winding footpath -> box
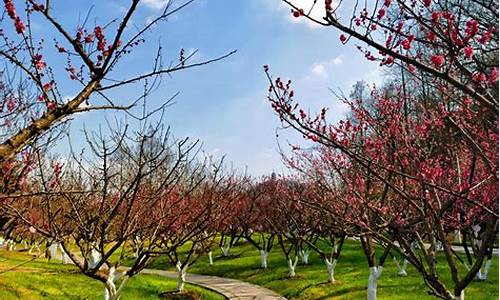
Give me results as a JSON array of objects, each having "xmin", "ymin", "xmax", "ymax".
[
  {"xmin": 142, "ymin": 269, "xmax": 286, "ymax": 300},
  {"xmin": 43, "ymin": 248, "xmax": 286, "ymax": 299}
]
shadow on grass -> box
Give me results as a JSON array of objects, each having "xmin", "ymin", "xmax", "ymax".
[
  {"xmin": 214, "ymin": 253, "xmax": 243, "ymax": 260},
  {"xmin": 318, "ymin": 285, "xmax": 367, "ymax": 299}
]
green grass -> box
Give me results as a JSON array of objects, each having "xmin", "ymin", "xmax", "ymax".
[
  {"xmin": 0, "ymin": 250, "xmax": 224, "ymax": 300},
  {"xmin": 147, "ymin": 239, "xmax": 499, "ymax": 300}
]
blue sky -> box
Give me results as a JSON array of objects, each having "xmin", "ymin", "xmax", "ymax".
[{"xmin": 32, "ymin": 0, "xmax": 383, "ymax": 175}]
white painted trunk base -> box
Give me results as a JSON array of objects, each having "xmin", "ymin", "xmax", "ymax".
[
  {"xmin": 455, "ymin": 231, "xmax": 462, "ymax": 243},
  {"xmin": 299, "ymin": 250, "xmax": 310, "ymax": 264},
  {"xmin": 7, "ymin": 240, "xmax": 16, "ymax": 251},
  {"xmin": 104, "ymin": 266, "xmax": 129, "ymax": 300},
  {"xmin": 325, "ymin": 258, "xmax": 337, "ymax": 283},
  {"xmin": 287, "ymin": 257, "xmax": 298, "ymax": 278},
  {"xmin": 454, "ymin": 290, "xmax": 464, "ymax": 300},
  {"xmin": 176, "ymin": 263, "xmax": 188, "ymax": 292},
  {"xmin": 48, "ymin": 243, "xmax": 58, "ymax": 258},
  {"xmin": 483, "ymin": 259, "xmax": 492, "ymax": 280},
  {"xmin": 58, "ymin": 244, "xmax": 71, "ymax": 264},
  {"xmin": 476, "ymin": 259, "xmax": 492, "ymax": 281},
  {"xmin": 29, "ymin": 243, "xmax": 41, "ymax": 255},
  {"xmin": 393, "ymin": 257, "xmax": 408, "ymax": 276},
  {"xmin": 259, "ymin": 250, "xmax": 268, "ymax": 269},
  {"xmin": 208, "ymin": 251, "xmax": 213, "ymax": 265},
  {"xmin": 367, "ymin": 266, "xmax": 383, "ymax": 300},
  {"xmin": 221, "ymin": 246, "xmax": 231, "ymax": 257},
  {"xmin": 89, "ymin": 248, "xmax": 102, "ymax": 269}
]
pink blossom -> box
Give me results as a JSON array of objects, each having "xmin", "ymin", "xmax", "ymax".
[
  {"xmin": 430, "ymin": 55, "xmax": 445, "ymax": 68},
  {"xmin": 463, "ymin": 46, "xmax": 474, "ymax": 59}
]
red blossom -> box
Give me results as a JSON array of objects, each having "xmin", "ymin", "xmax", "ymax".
[
  {"xmin": 401, "ymin": 38, "xmax": 412, "ymax": 50},
  {"xmin": 431, "ymin": 11, "xmax": 440, "ymax": 23},
  {"xmin": 465, "ymin": 19, "xmax": 479, "ymax": 37},
  {"xmin": 471, "ymin": 71, "xmax": 487, "ymax": 82},
  {"xmin": 94, "ymin": 26, "xmax": 107, "ymax": 51},
  {"xmin": 4, "ymin": 0, "xmax": 16, "ymax": 18},
  {"xmin": 292, "ymin": 9, "xmax": 304, "ymax": 18},
  {"xmin": 426, "ymin": 31, "xmax": 436, "ymax": 41},
  {"xmin": 42, "ymin": 82, "xmax": 53, "ymax": 91},
  {"xmin": 14, "ymin": 17, "xmax": 25, "ymax": 34},
  {"xmin": 4, "ymin": 0, "xmax": 26, "ymax": 34},
  {"xmin": 325, "ymin": 0, "xmax": 333, "ymax": 11},
  {"xmin": 430, "ymin": 55, "xmax": 445, "ymax": 68},
  {"xmin": 84, "ymin": 34, "xmax": 94, "ymax": 43},
  {"xmin": 46, "ymin": 101, "xmax": 56, "ymax": 110},
  {"xmin": 377, "ymin": 8, "xmax": 386, "ymax": 20},
  {"xmin": 463, "ymin": 46, "xmax": 474, "ymax": 59},
  {"xmin": 33, "ymin": 54, "xmax": 46, "ymax": 70},
  {"xmin": 6, "ymin": 97, "xmax": 16, "ymax": 112},
  {"xmin": 477, "ymin": 30, "xmax": 492, "ymax": 44}
]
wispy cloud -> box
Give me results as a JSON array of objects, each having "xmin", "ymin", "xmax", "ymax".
[
  {"xmin": 142, "ymin": 0, "xmax": 170, "ymax": 11},
  {"xmin": 310, "ymin": 55, "xmax": 343, "ymax": 79}
]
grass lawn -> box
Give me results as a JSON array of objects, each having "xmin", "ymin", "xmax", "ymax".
[
  {"xmin": 147, "ymin": 239, "xmax": 499, "ymax": 300},
  {"xmin": 0, "ymin": 250, "xmax": 224, "ymax": 300}
]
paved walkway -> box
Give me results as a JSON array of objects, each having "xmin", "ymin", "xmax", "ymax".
[
  {"xmin": 142, "ymin": 269, "xmax": 286, "ymax": 300},
  {"xmin": 45, "ymin": 249, "xmax": 285, "ymax": 299}
]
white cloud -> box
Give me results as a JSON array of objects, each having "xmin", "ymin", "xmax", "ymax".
[
  {"xmin": 309, "ymin": 55, "xmax": 343, "ymax": 79},
  {"xmin": 331, "ymin": 56, "xmax": 343, "ymax": 65},
  {"xmin": 311, "ymin": 63, "xmax": 328, "ymax": 78},
  {"xmin": 142, "ymin": 0, "xmax": 169, "ymax": 10}
]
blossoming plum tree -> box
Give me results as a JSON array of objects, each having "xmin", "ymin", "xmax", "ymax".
[
  {"xmin": 4, "ymin": 116, "xmax": 203, "ymax": 300},
  {"xmin": 266, "ymin": 2, "xmax": 497, "ymax": 299},
  {"xmin": 0, "ymin": 0, "xmax": 234, "ymax": 194}
]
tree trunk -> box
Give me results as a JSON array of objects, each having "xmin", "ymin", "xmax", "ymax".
[
  {"xmin": 104, "ymin": 282, "xmax": 116, "ymax": 300},
  {"xmin": 208, "ymin": 251, "xmax": 213, "ymax": 266},
  {"xmin": 455, "ymin": 231, "xmax": 462, "ymax": 243},
  {"xmin": 221, "ymin": 246, "xmax": 231, "ymax": 257},
  {"xmin": 367, "ymin": 266, "xmax": 383, "ymax": 300},
  {"xmin": 89, "ymin": 248, "xmax": 102, "ymax": 269},
  {"xmin": 287, "ymin": 256, "xmax": 298, "ymax": 278},
  {"xmin": 325, "ymin": 258, "xmax": 337, "ymax": 283},
  {"xmin": 58, "ymin": 244, "xmax": 71, "ymax": 264},
  {"xmin": 259, "ymin": 250, "xmax": 268, "ymax": 269},
  {"xmin": 176, "ymin": 263, "xmax": 188, "ymax": 292},
  {"xmin": 454, "ymin": 290, "xmax": 464, "ymax": 300},
  {"xmin": 476, "ymin": 259, "xmax": 492, "ymax": 281},
  {"xmin": 7, "ymin": 240, "xmax": 16, "ymax": 251},
  {"xmin": 393, "ymin": 257, "xmax": 408, "ymax": 276},
  {"xmin": 46, "ymin": 241, "xmax": 57, "ymax": 260},
  {"xmin": 482, "ymin": 259, "xmax": 492, "ymax": 280},
  {"xmin": 299, "ymin": 250, "xmax": 310, "ymax": 264},
  {"xmin": 104, "ymin": 267, "xmax": 129, "ymax": 300}
]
